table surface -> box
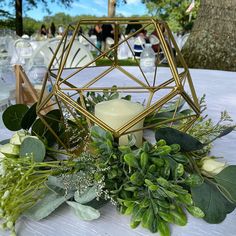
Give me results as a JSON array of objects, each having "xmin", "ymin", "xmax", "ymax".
[{"xmin": 1, "ymin": 67, "xmax": 236, "ymax": 236}]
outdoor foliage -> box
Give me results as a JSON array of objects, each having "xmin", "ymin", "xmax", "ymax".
[{"xmin": 145, "ymin": 0, "xmax": 200, "ymax": 33}]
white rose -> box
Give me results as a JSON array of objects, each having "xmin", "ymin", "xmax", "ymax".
[
  {"xmin": 201, "ymin": 157, "xmax": 226, "ymax": 176},
  {"xmin": 0, "ymin": 143, "xmax": 20, "ymax": 157},
  {"xmin": 10, "ymin": 130, "xmax": 30, "ymax": 146}
]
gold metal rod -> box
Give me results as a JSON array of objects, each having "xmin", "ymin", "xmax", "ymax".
[
  {"xmin": 37, "ymin": 114, "xmax": 68, "ymax": 150},
  {"xmin": 56, "ymin": 90, "xmax": 116, "ymax": 133},
  {"xmin": 56, "ymin": 23, "xmax": 81, "ymax": 85},
  {"xmin": 154, "ymin": 21, "xmax": 181, "ymax": 88},
  {"xmin": 59, "ymin": 86, "xmax": 172, "ymax": 91},
  {"xmin": 37, "ymin": 71, "xmax": 50, "ymax": 105},
  {"xmin": 146, "ymin": 91, "xmax": 154, "ymax": 108},
  {"xmin": 116, "ymin": 66, "xmax": 152, "ymax": 90},
  {"xmin": 78, "ymin": 91, "xmax": 92, "ymax": 127},
  {"xmin": 82, "ymin": 66, "xmax": 114, "ymax": 88},
  {"xmin": 181, "ymin": 91, "xmax": 200, "ymax": 115},
  {"xmin": 114, "ymin": 21, "xmax": 119, "ymax": 66},
  {"xmin": 37, "ymin": 91, "xmax": 54, "ymax": 112},
  {"xmin": 123, "ymin": 114, "xmax": 198, "ymax": 134}
]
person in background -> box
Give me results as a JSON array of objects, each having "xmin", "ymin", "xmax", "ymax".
[
  {"xmin": 78, "ymin": 27, "xmax": 83, "ymax": 35},
  {"xmin": 101, "ymin": 24, "xmax": 114, "ymax": 51},
  {"xmin": 149, "ymin": 24, "xmax": 175, "ymax": 58},
  {"xmin": 58, "ymin": 26, "xmax": 65, "ymax": 36},
  {"xmin": 94, "ymin": 24, "xmax": 102, "ymax": 55},
  {"xmin": 49, "ymin": 22, "xmax": 56, "ymax": 38},
  {"xmin": 133, "ymin": 29, "xmax": 149, "ymax": 58},
  {"xmin": 40, "ymin": 24, "xmax": 47, "ymax": 38},
  {"xmin": 125, "ymin": 21, "xmax": 142, "ymax": 36}
]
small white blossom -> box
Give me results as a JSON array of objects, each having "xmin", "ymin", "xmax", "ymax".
[
  {"xmin": 2, "ymin": 190, "xmax": 10, "ymax": 200},
  {"xmin": 201, "ymin": 157, "xmax": 226, "ymax": 176},
  {"xmin": 6, "ymin": 221, "xmax": 13, "ymax": 229}
]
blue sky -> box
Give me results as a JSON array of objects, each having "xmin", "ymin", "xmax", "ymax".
[{"xmin": 10, "ymin": 0, "xmax": 148, "ymax": 20}]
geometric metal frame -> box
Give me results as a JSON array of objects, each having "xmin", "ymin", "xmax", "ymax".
[{"xmin": 36, "ymin": 17, "xmax": 200, "ymax": 149}]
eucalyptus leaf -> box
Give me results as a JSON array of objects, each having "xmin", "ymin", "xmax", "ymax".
[
  {"xmin": 45, "ymin": 176, "xmax": 66, "ymax": 195},
  {"xmin": 215, "ymin": 166, "xmax": 236, "ymax": 203},
  {"xmin": 24, "ymin": 190, "xmax": 73, "ymax": 221},
  {"xmin": 21, "ymin": 102, "xmax": 37, "ymax": 130},
  {"xmin": 47, "ymin": 175, "xmax": 65, "ymax": 189},
  {"xmin": 128, "ymin": 134, "xmax": 136, "ymax": 147},
  {"xmin": 0, "ymin": 143, "xmax": 20, "ymax": 157},
  {"xmin": 91, "ymin": 126, "xmax": 110, "ymax": 140},
  {"xmin": 74, "ymin": 185, "xmax": 97, "ymax": 204},
  {"xmin": 66, "ymin": 201, "xmax": 100, "ymax": 221},
  {"xmin": 20, "ymin": 136, "xmax": 46, "ymax": 162},
  {"xmin": 191, "ymin": 180, "xmax": 235, "ymax": 223},
  {"xmin": 45, "ymin": 183, "xmax": 65, "ymax": 196},
  {"xmin": 155, "ymin": 127, "xmax": 204, "ymax": 152},
  {"xmin": 2, "ymin": 104, "xmax": 29, "ymax": 131},
  {"xmin": 160, "ymin": 98, "xmax": 185, "ymax": 113}
]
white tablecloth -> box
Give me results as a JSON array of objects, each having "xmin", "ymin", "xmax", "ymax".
[{"xmin": 1, "ymin": 67, "xmax": 236, "ymax": 236}]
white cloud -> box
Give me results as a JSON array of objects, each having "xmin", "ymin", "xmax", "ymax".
[
  {"xmin": 72, "ymin": 2, "xmax": 90, "ymax": 9},
  {"xmin": 93, "ymin": 0, "xmax": 107, "ymax": 7},
  {"xmin": 126, "ymin": 0, "xmax": 141, "ymax": 5},
  {"xmin": 72, "ymin": 2, "xmax": 104, "ymax": 15}
]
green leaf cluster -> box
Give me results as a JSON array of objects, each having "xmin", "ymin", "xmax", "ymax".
[
  {"xmin": 90, "ymin": 126, "xmax": 205, "ymax": 236},
  {"xmin": 153, "ymin": 127, "xmax": 236, "ymax": 224}
]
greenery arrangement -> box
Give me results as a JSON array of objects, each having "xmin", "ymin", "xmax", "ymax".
[{"xmin": 0, "ymin": 91, "xmax": 236, "ymax": 236}]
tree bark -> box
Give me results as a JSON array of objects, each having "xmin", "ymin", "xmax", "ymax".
[
  {"xmin": 108, "ymin": 0, "xmax": 116, "ymax": 17},
  {"xmin": 15, "ymin": 0, "xmax": 23, "ymax": 36},
  {"xmin": 182, "ymin": 0, "xmax": 236, "ymax": 71}
]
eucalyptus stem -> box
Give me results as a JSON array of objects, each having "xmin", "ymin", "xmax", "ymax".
[
  {"xmin": 46, "ymin": 147, "xmax": 75, "ymax": 158},
  {"xmin": 186, "ymin": 153, "xmax": 202, "ymax": 176}
]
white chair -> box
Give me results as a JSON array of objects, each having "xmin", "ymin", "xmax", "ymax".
[
  {"xmin": 105, "ymin": 37, "xmax": 114, "ymax": 51},
  {"xmin": 12, "ymin": 38, "xmax": 34, "ymax": 66},
  {"xmin": 0, "ymin": 35, "xmax": 13, "ymax": 67},
  {"xmin": 149, "ymin": 34, "xmax": 168, "ymax": 63},
  {"xmin": 126, "ymin": 36, "xmax": 135, "ymax": 59},
  {"xmin": 27, "ymin": 38, "xmax": 95, "ymax": 71},
  {"xmin": 118, "ymin": 35, "xmax": 128, "ymax": 60},
  {"xmin": 133, "ymin": 36, "xmax": 145, "ymax": 58},
  {"xmin": 88, "ymin": 35, "xmax": 97, "ymax": 51}
]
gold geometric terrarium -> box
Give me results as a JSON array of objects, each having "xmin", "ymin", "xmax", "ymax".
[{"xmin": 36, "ymin": 17, "xmax": 200, "ymax": 149}]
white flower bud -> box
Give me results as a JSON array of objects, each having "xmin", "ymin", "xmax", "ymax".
[
  {"xmin": 0, "ymin": 144, "xmax": 20, "ymax": 157},
  {"xmin": 2, "ymin": 190, "xmax": 10, "ymax": 200},
  {"xmin": 6, "ymin": 221, "xmax": 13, "ymax": 229},
  {"xmin": 10, "ymin": 130, "xmax": 29, "ymax": 146},
  {"xmin": 201, "ymin": 157, "xmax": 226, "ymax": 176}
]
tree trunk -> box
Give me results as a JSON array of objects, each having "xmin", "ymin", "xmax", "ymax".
[
  {"xmin": 108, "ymin": 0, "xmax": 116, "ymax": 17},
  {"xmin": 15, "ymin": 0, "xmax": 23, "ymax": 36},
  {"xmin": 182, "ymin": 0, "xmax": 236, "ymax": 71}
]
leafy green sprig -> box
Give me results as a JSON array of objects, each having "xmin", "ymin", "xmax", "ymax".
[
  {"xmin": 90, "ymin": 127, "xmax": 205, "ymax": 236},
  {"xmin": 0, "ymin": 155, "xmax": 74, "ymax": 235}
]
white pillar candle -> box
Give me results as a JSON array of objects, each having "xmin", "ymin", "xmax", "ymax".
[{"xmin": 95, "ymin": 99, "xmax": 144, "ymax": 147}]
